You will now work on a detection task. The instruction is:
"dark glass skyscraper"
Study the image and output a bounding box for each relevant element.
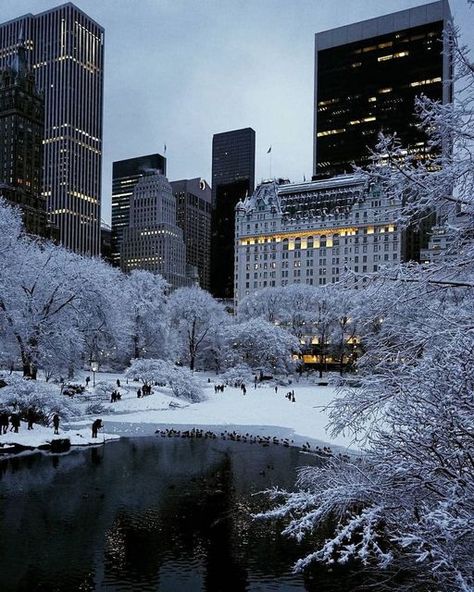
[0,34,47,236]
[0,3,104,255]
[313,0,452,178]
[111,153,166,267]
[211,127,255,299]
[171,178,212,291]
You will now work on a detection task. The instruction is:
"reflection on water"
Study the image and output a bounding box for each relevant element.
[0,437,357,592]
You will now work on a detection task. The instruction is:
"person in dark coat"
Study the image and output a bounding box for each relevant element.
[92,418,103,438]
[116,379,121,388]
[52,414,60,435]
[0,410,9,434]
[10,413,20,433]
[27,408,35,430]
[85,376,90,387]
[137,388,142,398]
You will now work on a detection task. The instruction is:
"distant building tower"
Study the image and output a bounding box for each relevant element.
[171,177,212,291]
[313,0,452,178]
[100,222,113,265]
[121,170,191,290]
[0,3,105,255]
[111,153,167,267]
[211,127,255,299]
[0,32,47,236]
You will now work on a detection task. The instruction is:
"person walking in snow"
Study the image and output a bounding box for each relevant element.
[27,408,35,430]
[274,385,278,394]
[85,376,90,387]
[116,379,121,388]
[10,413,20,433]
[53,414,60,435]
[0,410,9,434]
[137,388,142,398]
[92,418,103,438]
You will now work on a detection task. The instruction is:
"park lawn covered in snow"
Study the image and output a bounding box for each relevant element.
[70,371,358,451]
[0,421,119,450]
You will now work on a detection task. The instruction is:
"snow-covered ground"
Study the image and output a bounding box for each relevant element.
[67,370,358,453]
[0,370,358,454]
[0,421,119,450]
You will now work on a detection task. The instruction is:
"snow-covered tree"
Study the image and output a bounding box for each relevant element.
[228,317,300,375]
[121,270,169,361]
[259,25,474,592]
[167,286,226,371]
[125,358,205,402]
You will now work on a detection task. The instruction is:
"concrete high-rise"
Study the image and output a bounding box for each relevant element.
[0,3,104,255]
[111,153,167,267]
[171,178,212,291]
[121,170,191,290]
[0,34,47,236]
[211,127,255,299]
[313,0,452,178]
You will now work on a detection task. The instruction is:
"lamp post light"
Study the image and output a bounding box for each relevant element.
[90,360,99,388]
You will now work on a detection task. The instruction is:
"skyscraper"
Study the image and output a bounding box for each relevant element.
[313,0,452,178]
[111,153,167,267]
[171,178,212,291]
[121,170,190,290]
[0,34,47,236]
[0,3,104,255]
[211,127,255,299]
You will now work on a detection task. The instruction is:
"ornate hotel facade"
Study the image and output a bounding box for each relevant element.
[234,175,403,304]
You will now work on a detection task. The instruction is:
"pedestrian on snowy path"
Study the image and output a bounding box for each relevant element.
[274,386,278,394]
[85,376,90,387]
[10,413,20,433]
[137,388,142,398]
[53,414,60,435]
[27,408,35,430]
[0,410,9,434]
[116,379,121,388]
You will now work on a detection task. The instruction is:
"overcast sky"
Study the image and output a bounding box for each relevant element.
[3,0,473,224]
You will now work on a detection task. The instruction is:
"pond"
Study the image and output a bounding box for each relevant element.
[0,436,363,592]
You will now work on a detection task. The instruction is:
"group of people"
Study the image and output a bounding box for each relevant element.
[137,383,153,398]
[214,384,226,393]
[0,411,20,433]
[285,390,296,403]
[0,410,61,434]
[110,390,122,403]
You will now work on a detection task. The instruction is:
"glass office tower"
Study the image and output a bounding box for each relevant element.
[111,153,167,267]
[0,3,104,255]
[313,0,452,178]
[211,127,255,299]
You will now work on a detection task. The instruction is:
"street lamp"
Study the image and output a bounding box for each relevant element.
[90,360,99,387]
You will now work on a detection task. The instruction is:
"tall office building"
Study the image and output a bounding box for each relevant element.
[211,127,255,299]
[0,3,104,255]
[313,0,452,178]
[0,34,47,236]
[111,153,167,267]
[121,170,191,290]
[171,178,212,291]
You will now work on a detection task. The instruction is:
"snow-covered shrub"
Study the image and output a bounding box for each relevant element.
[85,401,109,415]
[219,364,253,387]
[0,376,77,425]
[167,366,205,403]
[124,359,205,403]
[93,381,116,401]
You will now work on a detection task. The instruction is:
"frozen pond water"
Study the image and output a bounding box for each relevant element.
[0,437,360,591]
